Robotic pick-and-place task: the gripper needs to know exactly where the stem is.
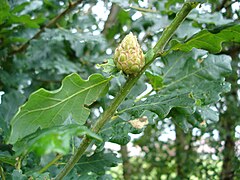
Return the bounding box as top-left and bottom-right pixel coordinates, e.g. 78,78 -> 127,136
0,166 -> 6,180
56,74 -> 141,180
131,6 -> 157,13
38,154 -> 63,174
153,2 -> 197,55
56,3 -> 196,179
120,145 -> 131,180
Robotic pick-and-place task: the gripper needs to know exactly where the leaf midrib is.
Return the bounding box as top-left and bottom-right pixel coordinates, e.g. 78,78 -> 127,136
12,78 -> 109,123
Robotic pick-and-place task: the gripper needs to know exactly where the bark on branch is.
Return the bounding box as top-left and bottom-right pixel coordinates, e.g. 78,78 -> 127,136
102,4 -> 120,35
10,0 -> 84,55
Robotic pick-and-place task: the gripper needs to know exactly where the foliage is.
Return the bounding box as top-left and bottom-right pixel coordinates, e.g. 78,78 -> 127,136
0,0 -> 239,179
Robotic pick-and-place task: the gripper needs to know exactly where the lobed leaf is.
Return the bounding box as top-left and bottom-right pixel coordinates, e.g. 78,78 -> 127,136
170,25 -> 240,53
8,73 -> 111,144
75,151 -> 120,175
119,51 -> 231,124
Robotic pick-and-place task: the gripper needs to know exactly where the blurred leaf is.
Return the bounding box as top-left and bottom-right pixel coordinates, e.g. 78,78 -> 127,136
110,0 -> 130,9
13,125 -> 102,156
8,73 -> 111,144
24,39 -> 79,75
0,153 -> 16,166
31,172 -> 50,180
11,170 -> 27,180
9,14 -> 44,28
170,25 -> 240,53
188,11 -> 233,26
11,2 -> 30,13
76,151 -> 121,175
175,21 -> 200,39
165,0 -> 184,10
0,91 -> 26,138
41,29 -> 105,58
0,0 -> 10,24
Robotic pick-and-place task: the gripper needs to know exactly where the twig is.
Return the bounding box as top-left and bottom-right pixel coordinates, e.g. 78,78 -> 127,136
120,145 -> 131,180
55,2 -> 197,179
130,6 -> 157,13
38,154 -> 63,174
10,0 -> 84,55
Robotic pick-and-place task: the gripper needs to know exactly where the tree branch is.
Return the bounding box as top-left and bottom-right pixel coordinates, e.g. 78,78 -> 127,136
120,145 -> 131,180
55,2 -> 197,179
38,154 -> 63,174
102,3 -> 120,35
10,0 -> 84,55
216,0 -> 228,11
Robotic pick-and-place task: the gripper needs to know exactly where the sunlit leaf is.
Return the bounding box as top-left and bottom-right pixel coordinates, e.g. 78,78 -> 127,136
170,25 -> 240,53
8,73 -> 111,144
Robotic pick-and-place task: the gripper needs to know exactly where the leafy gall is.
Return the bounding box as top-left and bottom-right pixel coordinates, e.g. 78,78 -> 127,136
114,32 -> 145,75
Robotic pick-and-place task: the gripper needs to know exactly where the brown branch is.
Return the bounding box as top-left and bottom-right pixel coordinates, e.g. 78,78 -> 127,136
120,145 -> 131,180
216,0 -> 228,11
10,0 -> 84,55
102,3 -> 120,35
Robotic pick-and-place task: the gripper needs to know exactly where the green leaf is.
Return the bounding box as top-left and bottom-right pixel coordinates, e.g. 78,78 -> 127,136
145,71 -> 163,91
0,0 -> 10,24
31,172 -> 50,180
9,14 -> 44,28
8,73 -> 111,144
97,118 -> 143,147
11,170 -> 27,180
119,51 -> 231,122
11,2 -> 30,13
13,125 -> 102,156
197,106 -> 219,122
170,25 -> 240,53
0,153 -> 16,166
76,151 -> 120,175
96,59 -> 119,75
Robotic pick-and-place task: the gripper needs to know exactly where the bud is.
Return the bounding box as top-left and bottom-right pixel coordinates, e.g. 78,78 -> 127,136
114,32 -> 145,75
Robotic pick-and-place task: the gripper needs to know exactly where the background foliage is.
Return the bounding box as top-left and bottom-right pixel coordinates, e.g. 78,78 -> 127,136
0,0 -> 239,179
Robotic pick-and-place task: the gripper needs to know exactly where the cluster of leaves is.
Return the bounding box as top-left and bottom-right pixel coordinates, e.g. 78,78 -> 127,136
0,0 -> 239,179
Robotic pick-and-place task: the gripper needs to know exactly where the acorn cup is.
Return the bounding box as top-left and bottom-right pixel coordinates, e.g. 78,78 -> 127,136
114,32 -> 145,75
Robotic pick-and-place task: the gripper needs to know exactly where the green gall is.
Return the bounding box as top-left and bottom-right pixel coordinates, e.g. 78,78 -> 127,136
114,32 -> 145,75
